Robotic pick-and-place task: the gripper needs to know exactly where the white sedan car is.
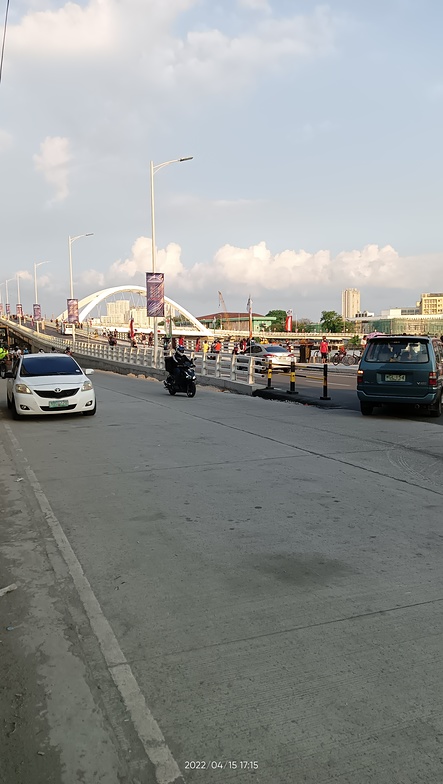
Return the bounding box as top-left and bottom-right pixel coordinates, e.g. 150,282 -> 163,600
6,353 -> 96,418
237,343 -> 298,371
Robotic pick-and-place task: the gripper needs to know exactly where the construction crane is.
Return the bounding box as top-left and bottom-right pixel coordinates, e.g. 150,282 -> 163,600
218,291 -> 229,331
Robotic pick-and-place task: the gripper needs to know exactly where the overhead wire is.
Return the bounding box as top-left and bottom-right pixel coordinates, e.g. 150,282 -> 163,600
0,0 -> 10,85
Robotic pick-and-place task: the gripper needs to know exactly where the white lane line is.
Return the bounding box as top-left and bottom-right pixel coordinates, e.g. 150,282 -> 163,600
4,423 -> 184,784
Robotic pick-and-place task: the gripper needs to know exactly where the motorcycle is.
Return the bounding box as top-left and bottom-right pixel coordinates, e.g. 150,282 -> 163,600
164,357 -> 197,397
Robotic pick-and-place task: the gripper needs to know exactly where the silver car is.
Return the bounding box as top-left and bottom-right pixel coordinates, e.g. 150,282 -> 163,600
6,353 -> 96,418
237,343 -> 297,371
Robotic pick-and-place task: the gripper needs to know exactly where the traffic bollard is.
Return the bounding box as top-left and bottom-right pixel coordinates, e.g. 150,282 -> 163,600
320,362 -> 331,400
289,360 -> 298,394
267,359 -> 273,389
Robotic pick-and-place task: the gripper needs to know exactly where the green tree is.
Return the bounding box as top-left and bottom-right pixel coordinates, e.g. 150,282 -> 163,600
348,334 -> 361,346
320,310 -> 344,333
265,309 -> 287,331
296,317 -> 312,333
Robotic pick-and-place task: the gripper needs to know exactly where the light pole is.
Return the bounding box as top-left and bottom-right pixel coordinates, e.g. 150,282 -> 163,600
16,273 -> 21,322
34,261 -> 51,333
150,157 -> 193,364
5,278 -> 14,319
68,233 -> 93,299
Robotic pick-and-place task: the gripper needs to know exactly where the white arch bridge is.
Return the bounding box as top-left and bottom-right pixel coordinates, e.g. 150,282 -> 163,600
57,285 -> 209,336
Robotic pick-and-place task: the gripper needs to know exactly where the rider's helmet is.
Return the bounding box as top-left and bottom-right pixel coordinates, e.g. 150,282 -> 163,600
177,345 -> 185,353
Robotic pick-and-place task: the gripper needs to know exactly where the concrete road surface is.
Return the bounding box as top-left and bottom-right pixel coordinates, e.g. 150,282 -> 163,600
1,371 -> 443,784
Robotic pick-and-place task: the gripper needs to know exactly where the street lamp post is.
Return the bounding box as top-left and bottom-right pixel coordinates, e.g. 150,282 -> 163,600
68,233 -> 94,299
149,157 -> 193,365
34,261 -> 51,333
5,278 -> 14,319
16,273 -> 22,323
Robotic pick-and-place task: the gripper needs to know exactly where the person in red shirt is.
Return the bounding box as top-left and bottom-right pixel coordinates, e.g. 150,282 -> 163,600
319,336 -> 329,363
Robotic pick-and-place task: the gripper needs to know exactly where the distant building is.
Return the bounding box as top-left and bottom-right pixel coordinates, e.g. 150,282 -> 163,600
341,288 -> 361,320
418,293 -> 443,315
197,312 -> 276,332
380,307 -> 420,318
355,310 -> 375,318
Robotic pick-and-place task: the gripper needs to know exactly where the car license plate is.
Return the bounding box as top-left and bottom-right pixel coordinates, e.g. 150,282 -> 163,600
49,399 -> 69,408
385,374 -> 406,382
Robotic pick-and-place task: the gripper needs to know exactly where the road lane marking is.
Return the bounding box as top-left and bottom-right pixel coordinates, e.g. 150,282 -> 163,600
4,423 -> 184,784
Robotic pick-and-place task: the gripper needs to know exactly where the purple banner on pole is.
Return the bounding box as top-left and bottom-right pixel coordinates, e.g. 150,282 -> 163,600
5,303 -> 10,315
33,304 -> 42,320
16,304 -> 23,317
67,299 -> 79,323
146,273 -> 165,317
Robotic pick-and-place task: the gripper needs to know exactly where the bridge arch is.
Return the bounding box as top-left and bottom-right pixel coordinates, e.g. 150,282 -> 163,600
57,286 -> 209,335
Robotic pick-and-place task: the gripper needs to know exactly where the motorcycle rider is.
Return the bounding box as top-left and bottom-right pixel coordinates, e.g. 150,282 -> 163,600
171,345 -> 190,381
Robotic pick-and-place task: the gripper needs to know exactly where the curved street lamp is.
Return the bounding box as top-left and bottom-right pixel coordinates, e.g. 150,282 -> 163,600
68,233 -> 94,299
149,157 -> 193,363
34,261 -> 52,332
5,277 -> 14,318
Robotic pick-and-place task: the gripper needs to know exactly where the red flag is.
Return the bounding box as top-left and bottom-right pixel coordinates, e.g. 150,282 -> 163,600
129,317 -> 135,339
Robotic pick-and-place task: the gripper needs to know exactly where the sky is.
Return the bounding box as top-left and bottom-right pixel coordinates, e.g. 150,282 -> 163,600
1,0 -> 443,322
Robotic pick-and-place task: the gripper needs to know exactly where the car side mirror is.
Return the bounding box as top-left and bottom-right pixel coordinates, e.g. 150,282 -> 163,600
84,369 -> 94,375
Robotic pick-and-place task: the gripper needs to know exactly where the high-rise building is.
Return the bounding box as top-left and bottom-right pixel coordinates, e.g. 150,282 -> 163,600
418,293 -> 443,315
341,288 -> 361,320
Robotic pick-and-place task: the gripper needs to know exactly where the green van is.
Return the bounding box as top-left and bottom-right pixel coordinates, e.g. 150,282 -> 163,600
357,335 -> 443,417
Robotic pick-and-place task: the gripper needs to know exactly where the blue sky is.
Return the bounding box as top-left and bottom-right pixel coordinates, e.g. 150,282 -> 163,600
1,0 -> 442,320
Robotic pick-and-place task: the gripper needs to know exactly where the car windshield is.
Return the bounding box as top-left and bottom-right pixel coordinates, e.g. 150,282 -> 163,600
365,339 -> 430,363
265,346 -> 289,354
20,356 -> 83,376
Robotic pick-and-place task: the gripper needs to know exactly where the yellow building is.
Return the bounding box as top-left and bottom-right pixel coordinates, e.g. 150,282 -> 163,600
418,293 -> 443,315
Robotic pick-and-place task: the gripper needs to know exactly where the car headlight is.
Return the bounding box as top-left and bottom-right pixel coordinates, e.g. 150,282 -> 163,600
15,383 -> 32,394
81,380 -> 93,391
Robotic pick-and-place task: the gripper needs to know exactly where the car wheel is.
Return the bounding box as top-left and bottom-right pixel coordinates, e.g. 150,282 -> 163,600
82,402 -> 97,416
11,396 -> 23,419
360,402 -> 373,416
429,393 -> 442,418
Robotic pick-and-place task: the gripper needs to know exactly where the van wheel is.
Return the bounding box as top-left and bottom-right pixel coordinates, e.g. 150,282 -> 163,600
360,402 -> 373,416
429,393 -> 442,418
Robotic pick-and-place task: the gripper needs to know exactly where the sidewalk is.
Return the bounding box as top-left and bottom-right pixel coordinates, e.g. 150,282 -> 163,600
0,427 -> 153,784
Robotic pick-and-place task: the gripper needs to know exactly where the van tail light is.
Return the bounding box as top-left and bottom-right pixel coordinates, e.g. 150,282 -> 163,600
429,372 -> 438,387
357,370 -> 364,385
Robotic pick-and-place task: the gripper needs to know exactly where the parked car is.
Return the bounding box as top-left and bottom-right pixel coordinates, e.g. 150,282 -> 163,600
236,343 -> 297,371
5,353 -> 96,418
357,335 -> 443,416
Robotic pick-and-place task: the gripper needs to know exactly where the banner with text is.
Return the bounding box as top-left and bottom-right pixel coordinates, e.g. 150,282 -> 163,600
33,304 -> 42,320
5,303 -> 10,315
146,273 -> 165,317
67,299 -> 79,323
16,304 -> 23,317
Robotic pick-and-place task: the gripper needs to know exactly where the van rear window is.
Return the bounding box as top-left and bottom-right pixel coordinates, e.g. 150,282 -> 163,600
365,340 -> 430,363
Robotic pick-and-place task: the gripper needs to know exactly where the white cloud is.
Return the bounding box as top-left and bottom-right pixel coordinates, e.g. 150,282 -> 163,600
33,136 -> 72,203
84,238 -> 443,299
104,237 -> 186,284
8,1 -> 337,100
